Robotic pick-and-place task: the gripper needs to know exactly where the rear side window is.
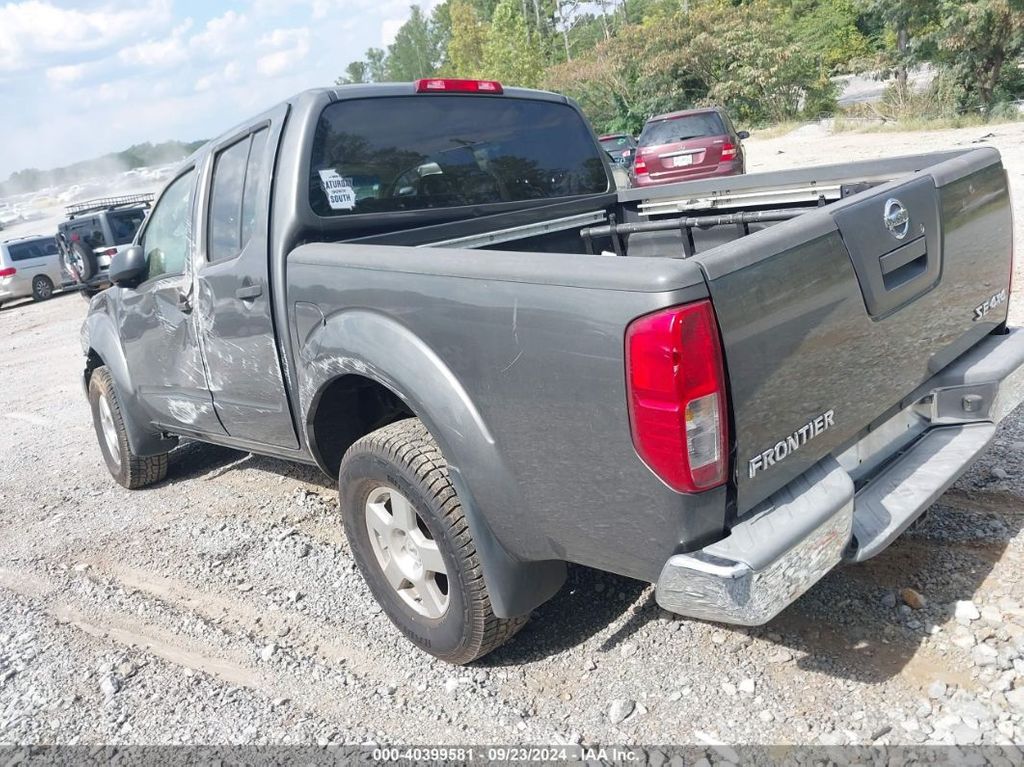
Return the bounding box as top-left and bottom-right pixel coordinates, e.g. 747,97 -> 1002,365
208,128 -> 268,261
107,209 -> 147,244
639,113 -> 726,147
309,96 -> 609,217
241,129 -> 268,247
7,239 -> 58,261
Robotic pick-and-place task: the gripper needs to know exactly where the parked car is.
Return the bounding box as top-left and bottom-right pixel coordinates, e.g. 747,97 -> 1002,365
57,194 -> 152,297
0,234 -> 66,307
0,202 -> 24,229
599,133 -> 638,167
81,80 -> 1019,666
631,107 -> 749,187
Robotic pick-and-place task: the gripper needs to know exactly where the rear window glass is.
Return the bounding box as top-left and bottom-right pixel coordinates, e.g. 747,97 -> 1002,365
64,219 -> 107,248
7,239 -> 58,261
600,136 -> 633,150
639,113 -> 726,147
107,209 -> 147,244
309,96 -> 609,217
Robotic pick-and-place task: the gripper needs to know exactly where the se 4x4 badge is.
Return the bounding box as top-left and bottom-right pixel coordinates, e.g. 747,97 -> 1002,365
974,289 -> 1008,321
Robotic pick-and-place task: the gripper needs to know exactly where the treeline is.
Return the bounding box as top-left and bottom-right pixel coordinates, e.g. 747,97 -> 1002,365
1,140 -> 206,197
338,0 -> 1024,135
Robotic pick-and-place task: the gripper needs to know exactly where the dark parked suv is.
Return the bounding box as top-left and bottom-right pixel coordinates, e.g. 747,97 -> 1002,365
57,194 -> 151,296
598,133 -> 638,166
631,107 -> 748,187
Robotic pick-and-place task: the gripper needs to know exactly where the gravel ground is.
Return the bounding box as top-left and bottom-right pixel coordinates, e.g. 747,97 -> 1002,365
3,123 -> 1024,748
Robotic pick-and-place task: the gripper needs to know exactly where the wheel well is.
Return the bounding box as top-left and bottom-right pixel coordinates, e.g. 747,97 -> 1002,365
84,349 -> 104,386
309,374 -> 415,477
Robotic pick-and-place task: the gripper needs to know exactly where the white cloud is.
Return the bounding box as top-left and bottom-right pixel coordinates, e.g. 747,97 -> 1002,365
0,0 -> 172,72
190,10 -> 249,58
381,18 -> 405,48
45,64 -> 85,85
195,60 -> 246,92
256,28 -> 311,77
0,1 -> 450,179
223,61 -> 243,83
118,19 -> 194,69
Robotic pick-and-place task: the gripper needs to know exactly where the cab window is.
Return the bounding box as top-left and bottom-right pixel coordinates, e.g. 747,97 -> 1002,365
208,128 -> 269,262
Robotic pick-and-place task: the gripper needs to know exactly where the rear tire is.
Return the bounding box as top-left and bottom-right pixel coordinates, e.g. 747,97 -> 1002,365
31,275 -> 54,301
88,366 -> 168,489
339,418 -> 526,664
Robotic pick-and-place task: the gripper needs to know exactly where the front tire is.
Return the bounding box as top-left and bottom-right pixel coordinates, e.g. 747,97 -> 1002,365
31,275 -> 53,301
339,419 -> 526,664
88,366 -> 168,489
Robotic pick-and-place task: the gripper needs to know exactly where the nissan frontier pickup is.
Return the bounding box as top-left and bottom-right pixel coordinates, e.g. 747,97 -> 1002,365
81,79 -> 1022,664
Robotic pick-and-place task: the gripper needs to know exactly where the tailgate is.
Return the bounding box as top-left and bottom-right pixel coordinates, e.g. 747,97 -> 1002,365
696,148 -> 1013,512
647,138 -> 719,177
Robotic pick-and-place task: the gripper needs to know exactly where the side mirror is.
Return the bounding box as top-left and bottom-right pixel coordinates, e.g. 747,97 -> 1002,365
110,245 -> 147,287
737,130 -> 751,140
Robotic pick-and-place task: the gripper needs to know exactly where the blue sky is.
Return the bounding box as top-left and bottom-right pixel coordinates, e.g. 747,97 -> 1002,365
0,0 -> 438,179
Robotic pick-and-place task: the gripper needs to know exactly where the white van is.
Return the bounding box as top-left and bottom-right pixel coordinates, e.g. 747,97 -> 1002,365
0,235 -> 65,307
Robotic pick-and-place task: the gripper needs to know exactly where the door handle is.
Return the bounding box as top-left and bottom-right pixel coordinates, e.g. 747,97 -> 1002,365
176,290 -> 193,313
235,284 -> 262,300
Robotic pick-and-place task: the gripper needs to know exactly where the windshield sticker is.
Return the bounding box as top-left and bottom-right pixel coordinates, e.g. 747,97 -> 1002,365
318,169 -> 356,211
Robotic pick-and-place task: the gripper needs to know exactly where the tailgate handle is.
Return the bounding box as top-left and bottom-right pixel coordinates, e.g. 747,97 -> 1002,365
879,236 -> 927,290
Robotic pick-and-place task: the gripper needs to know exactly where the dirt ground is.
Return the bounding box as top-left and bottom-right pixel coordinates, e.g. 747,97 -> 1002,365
3,122 -> 1024,749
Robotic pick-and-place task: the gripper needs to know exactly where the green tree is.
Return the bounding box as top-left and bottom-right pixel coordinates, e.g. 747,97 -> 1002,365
366,48 -> 388,81
547,0 -> 836,132
544,23 -> 650,132
386,5 -> 439,80
935,0 -> 1024,113
335,60 -> 369,85
430,1 -> 455,72
483,0 -> 544,86
863,0 -> 940,93
789,0 -> 871,74
448,0 -> 488,77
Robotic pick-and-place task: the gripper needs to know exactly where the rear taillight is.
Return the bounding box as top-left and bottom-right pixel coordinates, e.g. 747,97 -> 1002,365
721,143 -> 737,160
101,248 -> 118,256
634,155 -> 648,175
0,267 -> 15,278
625,300 -> 729,493
415,78 -> 503,94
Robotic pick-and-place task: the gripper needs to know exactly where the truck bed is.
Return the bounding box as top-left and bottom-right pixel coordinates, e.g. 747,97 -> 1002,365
340,149 -> 977,261
292,146 -> 1013,520
284,145 -> 1011,581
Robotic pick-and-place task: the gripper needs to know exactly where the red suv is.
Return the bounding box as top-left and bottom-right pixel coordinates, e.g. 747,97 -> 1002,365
631,107 -> 749,187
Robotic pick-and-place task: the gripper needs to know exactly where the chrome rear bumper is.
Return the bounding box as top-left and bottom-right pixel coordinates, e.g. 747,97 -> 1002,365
656,328 -> 1024,626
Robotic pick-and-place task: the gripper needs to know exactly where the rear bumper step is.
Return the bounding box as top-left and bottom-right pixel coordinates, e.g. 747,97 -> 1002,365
656,327 -> 1024,625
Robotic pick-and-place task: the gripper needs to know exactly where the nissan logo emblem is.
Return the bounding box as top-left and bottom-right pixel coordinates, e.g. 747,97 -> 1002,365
884,198 -> 910,240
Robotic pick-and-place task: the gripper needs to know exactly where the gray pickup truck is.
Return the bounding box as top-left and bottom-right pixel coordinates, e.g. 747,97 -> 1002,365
81,79 -> 1022,664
